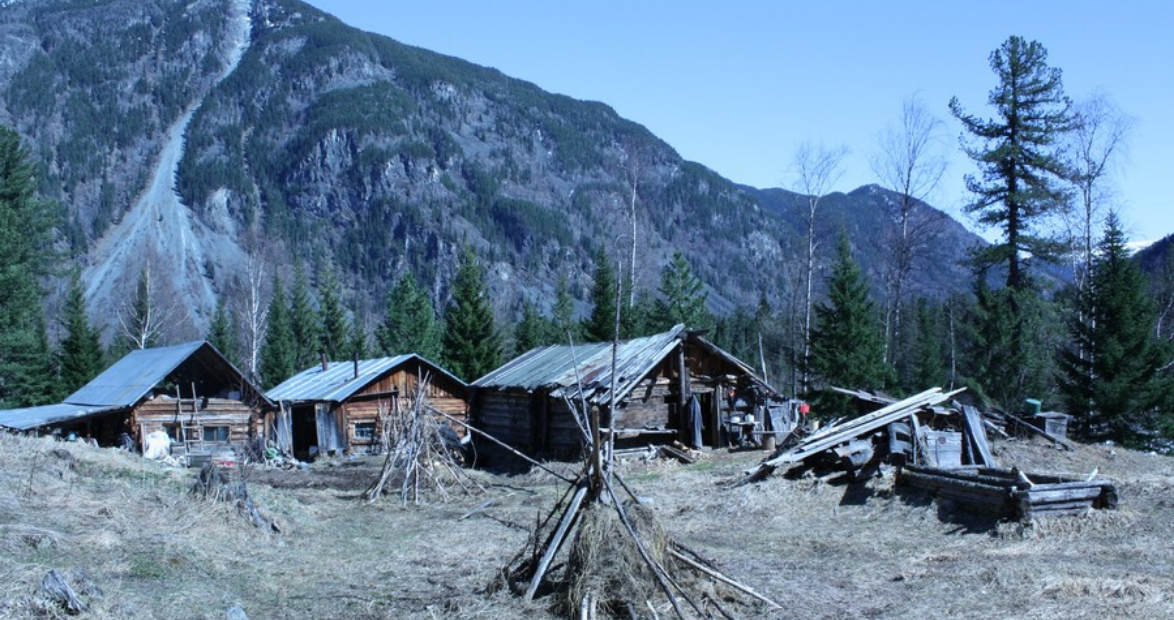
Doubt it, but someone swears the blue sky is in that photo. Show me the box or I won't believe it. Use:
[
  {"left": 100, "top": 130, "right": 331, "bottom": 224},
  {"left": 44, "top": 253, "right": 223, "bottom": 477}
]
[{"left": 311, "top": 1, "right": 1172, "bottom": 243}]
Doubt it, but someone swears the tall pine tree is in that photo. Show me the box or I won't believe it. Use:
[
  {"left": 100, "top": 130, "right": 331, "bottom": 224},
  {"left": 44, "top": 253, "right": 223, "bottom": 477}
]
[
  {"left": 653, "top": 251, "right": 712, "bottom": 332},
  {"left": 0, "top": 126, "right": 58, "bottom": 406},
  {"left": 317, "top": 263, "right": 347, "bottom": 360},
  {"left": 1058, "top": 213, "right": 1172, "bottom": 445},
  {"left": 513, "top": 299, "right": 552, "bottom": 355},
  {"left": 208, "top": 298, "right": 238, "bottom": 366},
  {"left": 347, "top": 305, "right": 369, "bottom": 360},
  {"left": 950, "top": 36, "right": 1073, "bottom": 290},
  {"left": 289, "top": 261, "right": 319, "bottom": 368},
  {"left": 261, "top": 276, "right": 296, "bottom": 388},
  {"left": 808, "top": 233, "right": 889, "bottom": 405},
  {"left": 584, "top": 247, "right": 619, "bottom": 342},
  {"left": 441, "top": 249, "right": 502, "bottom": 381},
  {"left": 375, "top": 273, "right": 441, "bottom": 359},
  {"left": 551, "top": 275, "right": 578, "bottom": 344},
  {"left": 58, "top": 270, "right": 104, "bottom": 396}
]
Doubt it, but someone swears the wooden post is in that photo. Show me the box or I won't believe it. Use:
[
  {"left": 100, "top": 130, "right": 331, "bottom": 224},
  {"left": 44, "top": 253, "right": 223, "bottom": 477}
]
[{"left": 677, "top": 346, "right": 688, "bottom": 444}]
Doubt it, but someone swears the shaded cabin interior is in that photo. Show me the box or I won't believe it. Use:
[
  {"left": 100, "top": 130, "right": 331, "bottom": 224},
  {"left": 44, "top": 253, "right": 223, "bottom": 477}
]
[
  {"left": 0, "top": 341, "right": 271, "bottom": 455},
  {"left": 471, "top": 324, "right": 784, "bottom": 464},
  {"left": 266, "top": 355, "right": 468, "bottom": 460}
]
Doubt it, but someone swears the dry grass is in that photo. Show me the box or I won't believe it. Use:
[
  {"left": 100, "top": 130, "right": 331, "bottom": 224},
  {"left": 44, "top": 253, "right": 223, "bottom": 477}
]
[{"left": 0, "top": 431, "right": 1170, "bottom": 619}]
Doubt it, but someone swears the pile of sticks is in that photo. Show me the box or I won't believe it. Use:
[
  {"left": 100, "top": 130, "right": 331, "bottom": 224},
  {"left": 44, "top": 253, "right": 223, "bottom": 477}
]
[
  {"left": 363, "top": 376, "right": 482, "bottom": 504},
  {"left": 465, "top": 387, "right": 780, "bottom": 619}
]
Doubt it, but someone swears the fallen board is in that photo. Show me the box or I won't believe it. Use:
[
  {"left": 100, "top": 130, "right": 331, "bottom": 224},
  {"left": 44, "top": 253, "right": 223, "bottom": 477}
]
[{"left": 898, "top": 465, "right": 1117, "bottom": 522}]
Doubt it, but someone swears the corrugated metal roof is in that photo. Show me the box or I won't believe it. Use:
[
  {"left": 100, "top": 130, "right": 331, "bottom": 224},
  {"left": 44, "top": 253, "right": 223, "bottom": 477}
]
[
  {"left": 65, "top": 341, "right": 207, "bottom": 407},
  {"left": 473, "top": 325, "right": 688, "bottom": 405},
  {"left": 0, "top": 403, "right": 119, "bottom": 431},
  {"left": 266, "top": 354, "right": 466, "bottom": 403}
]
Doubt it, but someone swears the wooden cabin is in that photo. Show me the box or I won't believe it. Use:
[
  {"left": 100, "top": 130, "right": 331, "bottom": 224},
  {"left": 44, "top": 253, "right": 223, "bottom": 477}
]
[
  {"left": 470, "top": 324, "right": 785, "bottom": 464},
  {"left": 0, "top": 341, "right": 271, "bottom": 455},
  {"left": 266, "top": 355, "right": 468, "bottom": 460}
]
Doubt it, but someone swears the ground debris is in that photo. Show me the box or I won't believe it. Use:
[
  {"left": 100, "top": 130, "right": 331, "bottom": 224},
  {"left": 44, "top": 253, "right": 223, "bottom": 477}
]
[{"left": 38, "top": 568, "right": 100, "bottom": 615}]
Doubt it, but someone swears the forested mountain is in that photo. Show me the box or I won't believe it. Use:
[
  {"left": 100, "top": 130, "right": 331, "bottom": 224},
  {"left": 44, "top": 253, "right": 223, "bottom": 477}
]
[{"left": 0, "top": 0, "right": 985, "bottom": 343}]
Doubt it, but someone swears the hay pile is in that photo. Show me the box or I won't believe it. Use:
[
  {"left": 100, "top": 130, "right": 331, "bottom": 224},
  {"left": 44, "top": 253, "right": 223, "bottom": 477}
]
[{"left": 564, "top": 503, "right": 669, "bottom": 616}]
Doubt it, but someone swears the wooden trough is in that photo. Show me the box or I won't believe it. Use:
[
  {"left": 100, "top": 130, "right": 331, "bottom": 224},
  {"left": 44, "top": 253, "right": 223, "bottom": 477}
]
[{"left": 898, "top": 465, "right": 1118, "bottom": 522}]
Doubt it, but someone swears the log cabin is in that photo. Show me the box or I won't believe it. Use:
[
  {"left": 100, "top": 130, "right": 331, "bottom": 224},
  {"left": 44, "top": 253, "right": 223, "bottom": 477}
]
[
  {"left": 265, "top": 355, "right": 468, "bottom": 460},
  {"left": 470, "top": 324, "right": 785, "bottom": 464},
  {"left": 0, "top": 341, "right": 271, "bottom": 455}
]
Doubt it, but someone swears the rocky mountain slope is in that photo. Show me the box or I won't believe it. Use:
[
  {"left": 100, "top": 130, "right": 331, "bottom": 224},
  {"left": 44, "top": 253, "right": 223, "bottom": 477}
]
[{"left": 0, "top": 0, "right": 985, "bottom": 342}]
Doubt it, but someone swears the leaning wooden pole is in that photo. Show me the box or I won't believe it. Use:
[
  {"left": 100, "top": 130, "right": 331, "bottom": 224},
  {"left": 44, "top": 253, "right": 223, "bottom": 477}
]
[{"left": 431, "top": 410, "right": 575, "bottom": 484}]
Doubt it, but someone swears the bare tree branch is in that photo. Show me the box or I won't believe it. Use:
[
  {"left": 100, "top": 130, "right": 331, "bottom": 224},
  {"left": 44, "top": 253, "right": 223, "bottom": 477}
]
[
  {"left": 791, "top": 141, "right": 848, "bottom": 395},
  {"left": 870, "top": 95, "right": 948, "bottom": 366}
]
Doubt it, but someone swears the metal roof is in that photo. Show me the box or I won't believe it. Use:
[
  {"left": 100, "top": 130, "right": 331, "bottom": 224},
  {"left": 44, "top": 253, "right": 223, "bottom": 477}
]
[
  {"left": 473, "top": 325, "right": 688, "bottom": 405},
  {"left": 0, "top": 403, "right": 119, "bottom": 431},
  {"left": 0, "top": 340, "right": 271, "bottom": 431},
  {"left": 65, "top": 341, "right": 208, "bottom": 407},
  {"left": 266, "top": 354, "right": 466, "bottom": 403}
]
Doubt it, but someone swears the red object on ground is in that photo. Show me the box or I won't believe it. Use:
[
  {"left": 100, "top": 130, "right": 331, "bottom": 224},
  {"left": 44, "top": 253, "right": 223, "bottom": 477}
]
[{"left": 798, "top": 403, "right": 810, "bottom": 415}]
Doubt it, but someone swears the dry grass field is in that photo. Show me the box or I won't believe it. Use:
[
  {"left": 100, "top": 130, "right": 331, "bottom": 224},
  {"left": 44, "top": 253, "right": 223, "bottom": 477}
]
[{"left": 0, "top": 431, "right": 1170, "bottom": 619}]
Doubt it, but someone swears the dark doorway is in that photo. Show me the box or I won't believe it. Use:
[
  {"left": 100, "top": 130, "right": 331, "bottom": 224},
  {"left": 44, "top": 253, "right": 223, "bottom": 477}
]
[{"left": 292, "top": 405, "right": 317, "bottom": 461}]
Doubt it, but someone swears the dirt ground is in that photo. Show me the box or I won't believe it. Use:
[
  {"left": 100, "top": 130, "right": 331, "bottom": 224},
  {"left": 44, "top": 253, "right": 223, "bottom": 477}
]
[{"left": 0, "top": 432, "right": 1170, "bottom": 619}]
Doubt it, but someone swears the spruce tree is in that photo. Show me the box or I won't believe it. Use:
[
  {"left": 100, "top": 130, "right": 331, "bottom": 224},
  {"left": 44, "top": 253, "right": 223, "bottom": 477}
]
[
  {"left": 907, "top": 298, "right": 946, "bottom": 390},
  {"left": 653, "top": 251, "right": 713, "bottom": 332},
  {"left": 441, "top": 249, "right": 502, "bottom": 381},
  {"left": 584, "top": 247, "right": 619, "bottom": 342},
  {"left": 289, "top": 261, "right": 319, "bottom": 368},
  {"left": 950, "top": 36, "right": 1073, "bottom": 290},
  {"left": 208, "top": 298, "right": 238, "bottom": 366},
  {"left": 317, "top": 263, "right": 347, "bottom": 360},
  {"left": 375, "top": 273, "right": 441, "bottom": 359},
  {"left": 809, "top": 233, "right": 889, "bottom": 402},
  {"left": 0, "top": 125, "right": 59, "bottom": 407},
  {"left": 1058, "top": 213, "right": 1172, "bottom": 444},
  {"left": 347, "top": 305, "right": 369, "bottom": 360},
  {"left": 261, "top": 277, "right": 296, "bottom": 388},
  {"left": 513, "top": 300, "right": 551, "bottom": 355},
  {"left": 551, "top": 275, "right": 578, "bottom": 344},
  {"left": 58, "top": 270, "right": 104, "bottom": 394}
]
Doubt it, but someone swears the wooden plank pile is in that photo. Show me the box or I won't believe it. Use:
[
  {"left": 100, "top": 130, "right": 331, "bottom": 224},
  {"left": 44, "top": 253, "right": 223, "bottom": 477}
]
[
  {"left": 739, "top": 387, "right": 964, "bottom": 484},
  {"left": 898, "top": 465, "right": 1117, "bottom": 522}
]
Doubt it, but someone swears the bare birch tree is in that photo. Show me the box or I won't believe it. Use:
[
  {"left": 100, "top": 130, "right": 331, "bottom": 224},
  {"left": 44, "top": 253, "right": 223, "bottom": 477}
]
[
  {"left": 618, "top": 141, "right": 650, "bottom": 307},
  {"left": 236, "top": 254, "right": 269, "bottom": 383},
  {"left": 791, "top": 141, "right": 847, "bottom": 394},
  {"left": 1065, "top": 91, "right": 1134, "bottom": 288},
  {"left": 120, "top": 260, "right": 176, "bottom": 350},
  {"left": 870, "top": 96, "right": 948, "bottom": 366}
]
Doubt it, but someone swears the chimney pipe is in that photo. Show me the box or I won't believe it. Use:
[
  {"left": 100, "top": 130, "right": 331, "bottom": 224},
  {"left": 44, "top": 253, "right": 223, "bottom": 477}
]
[
  {"left": 320, "top": 352, "right": 328, "bottom": 372},
  {"left": 353, "top": 352, "right": 359, "bottom": 380}
]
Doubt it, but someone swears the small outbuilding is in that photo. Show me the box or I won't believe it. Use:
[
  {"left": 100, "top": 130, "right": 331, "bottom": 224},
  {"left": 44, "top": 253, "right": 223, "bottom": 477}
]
[
  {"left": 265, "top": 355, "right": 468, "bottom": 460},
  {"left": 0, "top": 341, "right": 271, "bottom": 455},
  {"left": 470, "top": 324, "right": 786, "bottom": 463}
]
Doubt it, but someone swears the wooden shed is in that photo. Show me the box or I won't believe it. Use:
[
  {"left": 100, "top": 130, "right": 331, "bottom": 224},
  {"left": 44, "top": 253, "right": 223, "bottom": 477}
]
[
  {"left": 470, "top": 324, "right": 783, "bottom": 464},
  {"left": 265, "top": 355, "right": 468, "bottom": 460},
  {"left": 0, "top": 341, "right": 271, "bottom": 455}
]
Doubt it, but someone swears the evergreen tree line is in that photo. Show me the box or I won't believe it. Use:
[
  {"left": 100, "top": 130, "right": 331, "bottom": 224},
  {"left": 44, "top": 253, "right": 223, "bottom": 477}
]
[{"left": 1, "top": 34, "right": 1171, "bottom": 449}]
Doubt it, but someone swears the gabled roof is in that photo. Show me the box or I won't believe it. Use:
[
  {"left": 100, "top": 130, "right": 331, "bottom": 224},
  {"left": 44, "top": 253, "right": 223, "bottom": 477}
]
[
  {"left": 474, "top": 325, "right": 781, "bottom": 406},
  {"left": 266, "top": 354, "right": 466, "bottom": 403},
  {"left": 0, "top": 341, "right": 271, "bottom": 431},
  {"left": 0, "top": 403, "right": 118, "bottom": 431},
  {"left": 65, "top": 340, "right": 269, "bottom": 408},
  {"left": 473, "top": 325, "right": 688, "bottom": 405},
  {"left": 65, "top": 341, "right": 207, "bottom": 407}
]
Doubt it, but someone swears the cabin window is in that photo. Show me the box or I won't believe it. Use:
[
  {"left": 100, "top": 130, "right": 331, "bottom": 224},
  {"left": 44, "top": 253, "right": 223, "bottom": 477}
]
[
  {"left": 164, "top": 424, "right": 181, "bottom": 441},
  {"left": 354, "top": 422, "right": 376, "bottom": 441},
  {"left": 203, "top": 426, "right": 230, "bottom": 443}
]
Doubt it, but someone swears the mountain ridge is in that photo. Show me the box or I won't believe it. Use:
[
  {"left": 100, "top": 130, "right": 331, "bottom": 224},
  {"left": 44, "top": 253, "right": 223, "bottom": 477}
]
[{"left": 1, "top": 0, "right": 987, "bottom": 345}]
